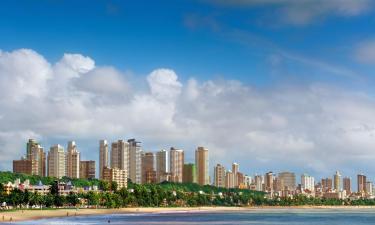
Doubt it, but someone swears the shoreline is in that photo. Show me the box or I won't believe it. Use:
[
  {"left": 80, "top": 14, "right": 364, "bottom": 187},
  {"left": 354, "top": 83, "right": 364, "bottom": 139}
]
[{"left": 1, "top": 206, "right": 375, "bottom": 222}]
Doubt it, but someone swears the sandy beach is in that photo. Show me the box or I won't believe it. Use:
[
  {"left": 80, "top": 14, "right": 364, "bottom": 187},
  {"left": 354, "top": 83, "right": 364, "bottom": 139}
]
[{"left": 1, "top": 206, "right": 375, "bottom": 222}]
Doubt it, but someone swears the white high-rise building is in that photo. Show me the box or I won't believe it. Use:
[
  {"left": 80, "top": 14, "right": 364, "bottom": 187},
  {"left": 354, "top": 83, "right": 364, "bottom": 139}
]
[
  {"left": 254, "top": 175, "right": 263, "bottom": 191},
  {"left": 128, "top": 139, "right": 142, "bottom": 184},
  {"left": 170, "top": 147, "right": 184, "bottom": 183},
  {"left": 301, "top": 173, "right": 315, "bottom": 191},
  {"left": 66, "top": 141, "right": 80, "bottom": 178},
  {"left": 48, "top": 144, "right": 66, "bottom": 178},
  {"left": 99, "top": 140, "right": 109, "bottom": 179}
]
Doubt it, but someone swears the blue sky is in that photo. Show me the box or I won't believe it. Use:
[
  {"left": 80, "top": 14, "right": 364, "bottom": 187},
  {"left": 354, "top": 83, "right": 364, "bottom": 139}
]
[{"left": 1, "top": 0, "right": 375, "bottom": 183}]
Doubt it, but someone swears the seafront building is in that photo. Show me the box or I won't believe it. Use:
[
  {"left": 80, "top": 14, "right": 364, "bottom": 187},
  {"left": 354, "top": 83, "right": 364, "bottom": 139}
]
[
  {"left": 214, "top": 164, "right": 226, "bottom": 188},
  {"left": 47, "top": 144, "right": 66, "bottom": 178},
  {"left": 156, "top": 149, "right": 168, "bottom": 182},
  {"left": 170, "top": 148, "right": 184, "bottom": 183},
  {"left": 195, "top": 147, "right": 209, "bottom": 185},
  {"left": 141, "top": 152, "right": 156, "bottom": 184},
  {"left": 128, "top": 139, "right": 142, "bottom": 184},
  {"left": 183, "top": 163, "right": 196, "bottom": 183},
  {"left": 80, "top": 160, "right": 96, "bottom": 179},
  {"left": 66, "top": 141, "right": 80, "bottom": 179},
  {"left": 99, "top": 140, "right": 109, "bottom": 180}
]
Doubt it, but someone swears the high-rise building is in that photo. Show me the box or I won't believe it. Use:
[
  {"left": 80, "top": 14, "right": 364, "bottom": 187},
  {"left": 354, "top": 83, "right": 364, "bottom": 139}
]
[
  {"left": 195, "top": 146, "right": 209, "bottom": 185},
  {"left": 366, "top": 181, "right": 373, "bottom": 196},
  {"left": 26, "top": 139, "right": 46, "bottom": 176},
  {"left": 156, "top": 149, "right": 168, "bottom": 183},
  {"left": 128, "top": 139, "right": 142, "bottom": 184},
  {"left": 333, "top": 171, "right": 341, "bottom": 192},
  {"left": 322, "top": 178, "right": 333, "bottom": 192},
  {"left": 111, "top": 140, "right": 129, "bottom": 171},
  {"left": 343, "top": 177, "right": 351, "bottom": 194},
  {"left": 225, "top": 170, "right": 234, "bottom": 188},
  {"left": 358, "top": 174, "right": 367, "bottom": 193},
  {"left": 301, "top": 173, "right": 315, "bottom": 191},
  {"left": 237, "top": 172, "right": 245, "bottom": 188},
  {"left": 13, "top": 159, "right": 34, "bottom": 175},
  {"left": 214, "top": 164, "right": 226, "bottom": 187},
  {"left": 99, "top": 140, "right": 109, "bottom": 180},
  {"left": 80, "top": 160, "right": 96, "bottom": 179},
  {"left": 254, "top": 175, "right": 263, "bottom": 191},
  {"left": 103, "top": 167, "right": 127, "bottom": 189},
  {"left": 66, "top": 141, "right": 80, "bottom": 178},
  {"left": 183, "top": 163, "right": 196, "bottom": 183},
  {"left": 47, "top": 144, "right": 66, "bottom": 178},
  {"left": 277, "top": 172, "right": 296, "bottom": 191},
  {"left": 170, "top": 147, "right": 184, "bottom": 183},
  {"left": 232, "top": 163, "right": 239, "bottom": 187},
  {"left": 142, "top": 152, "right": 156, "bottom": 184},
  {"left": 265, "top": 172, "right": 273, "bottom": 192}
]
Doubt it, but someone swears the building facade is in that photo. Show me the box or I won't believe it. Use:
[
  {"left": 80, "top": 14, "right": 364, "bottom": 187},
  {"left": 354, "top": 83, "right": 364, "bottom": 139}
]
[
  {"left": 66, "top": 141, "right": 80, "bottom": 178},
  {"left": 156, "top": 149, "right": 168, "bottom": 183},
  {"left": 142, "top": 152, "right": 156, "bottom": 184},
  {"left": 128, "top": 139, "right": 142, "bottom": 184},
  {"left": 111, "top": 140, "right": 129, "bottom": 171},
  {"left": 183, "top": 163, "right": 196, "bottom": 183},
  {"left": 99, "top": 140, "right": 109, "bottom": 180},
  {"left": 195, "top": 147, "right": 209, "bottom": 185},
  {"left": 170, "top": 148, "right": 184, "bottom": 183},
  {"left": 214, "top": 164, "right": 226, "bottom": 187},
  {"left": 47, "top": 144, "right": 66, "bottom": 178},
  {"left": 103, "top": 167, "right": 127, "bottom": 189},
  {"left": 79, "top": 160, "right": 96, "bottom": 179}
]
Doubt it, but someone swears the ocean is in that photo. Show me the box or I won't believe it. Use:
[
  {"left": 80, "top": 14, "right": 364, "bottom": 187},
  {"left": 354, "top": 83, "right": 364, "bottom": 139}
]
[{"left": 5, "top": 209, "right": 375, "bottom": 225}]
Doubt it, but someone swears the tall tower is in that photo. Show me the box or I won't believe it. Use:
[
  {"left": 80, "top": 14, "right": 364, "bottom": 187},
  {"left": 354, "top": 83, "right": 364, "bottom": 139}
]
[
  {"left": 48, "top": 144, "right": 66, "bottom": 178},
  {"left": 358, "top": 174, "right": 367, "bottom": 193},
  {"left": 99, "top": 140, "right": 109, "bottom": 179},
  {"left": 195, "top": 146, "right": 209, "bottom": 185},
  {"left": 66, "top": 141, "right": 80, "bottom": 178},
  {"left": 343, "top": 177, "right": 351, "bottom": 194},
  {"left": 141, "top": 152, "right": 156, "bottom": 184},
  {"left": 265, "top": 171, "right": 273, "bottom": 192},
  {"left": 111, "top": 140, "right": 129, "bottom": 171},
  {"left": 156, "top": 149, "right": 168, "bottom": 182},
  {"left": 26, "top": 139, "right": 46, "bottom": 176},
  {"left": 170, "top": 147, "right": 184, "bottom": 183},
  {"left": 214, "top": 164, "right": 226, "bottom": 187},
  {"left": 128, "top": 139, "right": 142, "bottom": 184},
  {"left": 232, "top": 163, "right": 239, "bottom": 187},
  {"left": 333, "top": 171, "right": 341, "bottom": 192}
]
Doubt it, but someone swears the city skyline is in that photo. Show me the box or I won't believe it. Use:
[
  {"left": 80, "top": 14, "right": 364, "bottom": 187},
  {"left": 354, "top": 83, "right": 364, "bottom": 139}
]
[
  {"left": 2, "top": 1, "right": 375, "bottom": 182},
  {"left": 10, "top": 138, "right": 374, "bottom": 195}
]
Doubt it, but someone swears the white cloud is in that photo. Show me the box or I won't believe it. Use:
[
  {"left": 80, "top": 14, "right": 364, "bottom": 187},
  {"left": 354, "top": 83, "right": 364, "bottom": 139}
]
[{"left": 1, "top": 48, "right": 375, "bottom": 177}]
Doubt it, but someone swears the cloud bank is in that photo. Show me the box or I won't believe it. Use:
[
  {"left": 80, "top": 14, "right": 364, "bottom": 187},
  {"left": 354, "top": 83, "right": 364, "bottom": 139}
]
[{"left": 1, "top": 49, "right": 375, "bottom": 177}]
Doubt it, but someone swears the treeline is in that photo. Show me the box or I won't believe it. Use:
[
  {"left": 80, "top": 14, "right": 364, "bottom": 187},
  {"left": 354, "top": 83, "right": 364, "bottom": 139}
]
[
  {"left": 0, "top": 180, "right": 264, "bottom": 208},
  {"left": 0, "top": 171, "right": 101, "bottom": 188}
]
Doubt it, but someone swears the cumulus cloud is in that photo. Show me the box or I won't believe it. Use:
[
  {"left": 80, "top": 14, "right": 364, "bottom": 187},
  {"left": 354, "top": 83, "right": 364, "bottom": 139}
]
[
  {"left": 208, "top": 0, "right": 372, "bottom": 25},
  {"left": 1, "top": 48, "right": 375, "bottom": 177}
]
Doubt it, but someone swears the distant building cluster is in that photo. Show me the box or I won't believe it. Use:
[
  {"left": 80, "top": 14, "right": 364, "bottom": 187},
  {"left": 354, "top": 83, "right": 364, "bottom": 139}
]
[
  {"left": 11, "top": 139, "right": 374, "bottom": 200},
  {"left": 12, "top": 139, "right": 210, "bottom": 190}
]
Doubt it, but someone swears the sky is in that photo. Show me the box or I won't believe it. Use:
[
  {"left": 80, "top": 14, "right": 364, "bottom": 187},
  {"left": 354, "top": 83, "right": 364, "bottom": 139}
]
[{"left": 1, "top": 0, "right": 375, "bottom": 183}]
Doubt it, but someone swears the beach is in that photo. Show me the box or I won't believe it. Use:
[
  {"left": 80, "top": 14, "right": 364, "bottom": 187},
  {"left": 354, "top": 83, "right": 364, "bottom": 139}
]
[{"left": 1, "top": 206, "right": 375, "bottom": 222}]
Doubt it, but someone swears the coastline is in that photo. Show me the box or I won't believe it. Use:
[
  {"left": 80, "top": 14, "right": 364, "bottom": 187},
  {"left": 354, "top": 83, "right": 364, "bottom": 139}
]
[{"left": 1, "top": 206, "right": 375, "bottom": 222}]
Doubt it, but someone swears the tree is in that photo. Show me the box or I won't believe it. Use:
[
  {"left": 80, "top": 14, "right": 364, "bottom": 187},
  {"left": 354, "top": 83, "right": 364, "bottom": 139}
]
[
  {"left": 66, "top": 192, "right": 79, "bottom": 206},
  {"left": 110, "top": 181, "right": 118, "bottom": 191}
]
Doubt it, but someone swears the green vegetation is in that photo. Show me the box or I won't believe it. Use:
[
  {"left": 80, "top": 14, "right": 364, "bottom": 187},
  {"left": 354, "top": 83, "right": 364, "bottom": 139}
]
[
  {"left": 2, "top": 172, "right": 375, "bottom": 209},
  {"left": 0, "top": 171, "right": 101, "bottom": 187}
]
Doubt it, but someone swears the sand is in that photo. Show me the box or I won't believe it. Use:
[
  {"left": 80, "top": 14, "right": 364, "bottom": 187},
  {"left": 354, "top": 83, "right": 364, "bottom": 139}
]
[{"left": 1, "top": 206, "right": 375, "bottom": 222}]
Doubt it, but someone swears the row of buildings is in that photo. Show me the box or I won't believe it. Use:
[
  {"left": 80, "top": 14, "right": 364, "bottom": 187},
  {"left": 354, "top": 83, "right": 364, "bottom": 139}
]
[
  {"left": 13, "top": 139, "right": 95, "bottom": 179},
  {"left": 12, "top": 139, "right": 374, "bottom": 199},
  {"left": 12, "top": 139, "right": 210, "bottom": 190}
]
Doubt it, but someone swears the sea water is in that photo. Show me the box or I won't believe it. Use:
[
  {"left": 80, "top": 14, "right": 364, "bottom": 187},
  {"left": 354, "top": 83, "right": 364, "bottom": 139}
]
[{"left": 4, "top": 209, "right": 375, "bottom": 225}]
